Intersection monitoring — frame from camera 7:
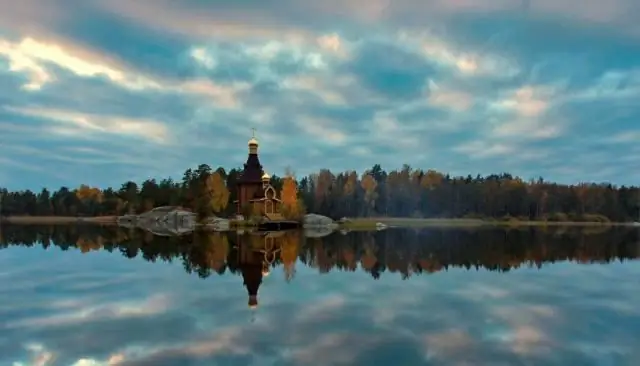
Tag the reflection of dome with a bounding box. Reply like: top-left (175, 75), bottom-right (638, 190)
top-left (249, 295), bottom-right (258, 308)
top-left (262, 269), bottom-right (271, 277)
top-left (248, 137), bottom-right (258, 146)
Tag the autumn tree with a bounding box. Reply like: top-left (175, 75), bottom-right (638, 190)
top-left (75, 184), bottom-right (103, 216)
top-left (76, 185), bottom-right (102, 202)
top-left (281, 170), bottom-right (304, 220)
top-left (205, 172), bottom-right (230, 214)
top-left (361, 174), bottom-right (378, 216)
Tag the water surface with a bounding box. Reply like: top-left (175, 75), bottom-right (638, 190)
top-left (1, 225), bottom-right (639, 366)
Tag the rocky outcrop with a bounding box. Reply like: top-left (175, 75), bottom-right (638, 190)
top-left (303, 214), bottom-right (338, 229)
top-left (118, 206), bottom-right (196, 235)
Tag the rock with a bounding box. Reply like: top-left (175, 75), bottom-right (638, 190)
top-left (304, 226), bottom-right (335, 238)
top-left (146, 224), bottom-right (194, 236)
top-left (303, 214), bottom-right (336, 228)
top-left (120, 206), bottom-right (197, 234)
top-left (203, 217), bottom-right (231, 231)
top-left (117, 215), bottom-right (138, 228)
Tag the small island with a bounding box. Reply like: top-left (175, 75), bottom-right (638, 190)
top-left (1, 132), bottom-right (639, 230)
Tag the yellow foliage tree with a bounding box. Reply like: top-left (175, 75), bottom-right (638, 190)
top-left (420, 170), bottom-right (443, 190)
top-left (204, 172), bottom-right (230, 214)
top-left (76, 184), bottom-right (103, 202)
top-left (281, 174), bottom-right (304, 219)
top-left (360, 174), bottom-right (378, 214)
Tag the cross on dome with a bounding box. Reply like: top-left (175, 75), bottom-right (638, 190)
top-left (248, 127), bottom-right (258, 146)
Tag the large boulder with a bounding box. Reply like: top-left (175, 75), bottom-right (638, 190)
top-left (303, 214), bottom-right (337, 228)
top-left (137, 208), bottom-right (196, 232)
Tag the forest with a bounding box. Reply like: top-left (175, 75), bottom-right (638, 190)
top-left (1, 225), bottom-right (638, 281)
top-left (1, 164), bottom-right (639, 222)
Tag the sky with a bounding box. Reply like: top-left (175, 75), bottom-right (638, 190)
top-left (0, 0), bottom-right (639, 191)
top-left (2, 242), bottom-right (640, 365)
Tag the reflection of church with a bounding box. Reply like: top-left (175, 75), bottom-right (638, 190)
top-left (235, 232), bottom-right (285, 309)
top-left (234, 132), bottom-right (283, 221)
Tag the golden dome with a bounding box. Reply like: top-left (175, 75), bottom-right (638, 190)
top-left (248, 137), bottom-right (258, 146)
top-left (262, 172), bottom-right (270, 180)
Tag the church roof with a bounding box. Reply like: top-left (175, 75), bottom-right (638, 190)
top-left (238, 154), bottom-right (264, 183)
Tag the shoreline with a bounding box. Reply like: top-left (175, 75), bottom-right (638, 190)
top-left (0, 216), bottom-right (635, 228)
top-left (339, 217), bottom-right (635, 229)
top-left (1, 216), bottom-right (118, 225)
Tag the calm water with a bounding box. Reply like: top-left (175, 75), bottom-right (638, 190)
top-left (1, 226), bottom-right (639, 366)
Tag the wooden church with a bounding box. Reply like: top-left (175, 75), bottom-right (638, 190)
top-left (233, 131), bottom-right (290, 226)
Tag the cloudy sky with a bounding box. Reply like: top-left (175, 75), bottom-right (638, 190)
top-left (1, 0), bottom-right (639, 191)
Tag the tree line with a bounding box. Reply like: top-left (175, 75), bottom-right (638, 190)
top-left (1, 164), bottom-right (639, 221)
top-left (1, 225), bottom-right (638, 280)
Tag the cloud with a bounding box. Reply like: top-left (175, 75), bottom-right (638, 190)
top-left (0, 0), bottom-right (639, 190)
top-left (4, 105), bottom-right (170, 144)
top-left (345, 40), bottom-right (434, 100)
top-left (0, 37), bottom-right (163, 91)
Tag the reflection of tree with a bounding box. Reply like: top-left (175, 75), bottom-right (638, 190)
top-left (76, 237), bottom-right (102, 253)
top-left (1, 226), bottom-right (639, 281)
top-left (281, 233), bottom-right (300, 282)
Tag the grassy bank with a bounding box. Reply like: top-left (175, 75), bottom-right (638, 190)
top-left (1, 216), bottom-right (118, 225)
top-left (340, 217), bottom-right (632, 229)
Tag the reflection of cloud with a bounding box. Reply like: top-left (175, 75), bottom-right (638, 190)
top-left (287, 333), bottom-right (381, 365)
top-left (423, 329), bottom-right (475, 358)
top-left (453, 283), bottom-right (509, 301)
top-left (118, 327), bottom-right (252, 364)
top-left (5, 293), bottom-right (172, 329)
top-left (294, 294), bottom-right (347, 322)
top-left (507, 326), bottom-right (552, 355)
top-left (491, 304), bottom-right (557, 326)
top-left (2, 243), bottom-right (640, 365)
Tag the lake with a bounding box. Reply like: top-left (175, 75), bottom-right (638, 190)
top-left (1, 225), bottom-right (639, 366)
